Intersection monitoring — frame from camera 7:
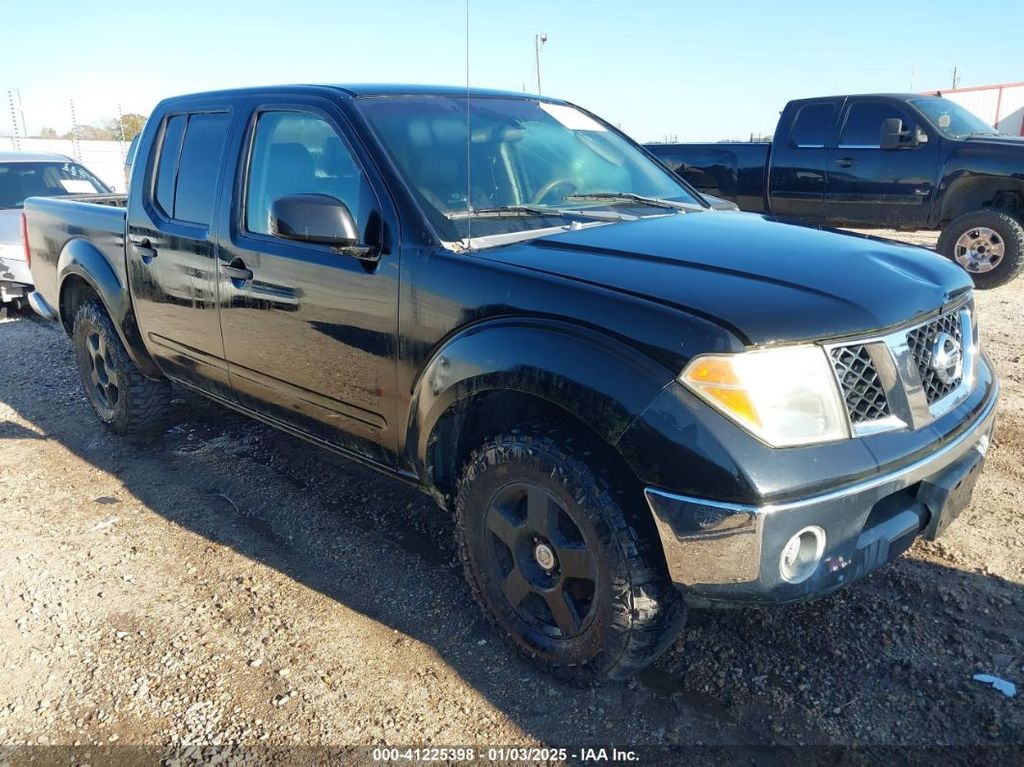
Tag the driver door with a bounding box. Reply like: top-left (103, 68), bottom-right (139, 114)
top-left (217, 99), bottom-right (401, 465)
top-left (825, 100), bottom-right (939, 228)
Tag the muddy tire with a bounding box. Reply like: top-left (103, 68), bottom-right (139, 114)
top-left (455, 428), bottom-right (685, 681)
top-left (938, 209), bottom-right (1024, 289)
top-left (72, 300), bottom-right (170, 437)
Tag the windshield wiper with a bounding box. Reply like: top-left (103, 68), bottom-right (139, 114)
top-left (564, 192), bottom-right (705, 212)
top-left (446, 205), bottom-right (630, 222)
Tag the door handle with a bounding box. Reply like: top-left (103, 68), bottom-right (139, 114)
top-left (220, 261), bottom-right (254, 283)
top-left (131, 237), bottom-right (158, 261)
top-left (833, 157), bottom-right (857, 168)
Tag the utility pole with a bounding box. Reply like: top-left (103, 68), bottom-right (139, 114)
top-left (535, 33), bottom-right (547, 94)
top-left (951, 66), bottom-right (961, 90)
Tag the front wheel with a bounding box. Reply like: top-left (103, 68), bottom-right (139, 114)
top-left (938, 209), bottom-right (1024, 289)
top-left (455, 429), bottom-right (685, 681)
top-left (72, 300), bottom-right (171, 437)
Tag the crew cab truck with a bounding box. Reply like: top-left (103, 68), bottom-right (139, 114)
top-left (646, 93), bottom-right (1024, 288)
top-left (25, 85), bottom-right (999, 680)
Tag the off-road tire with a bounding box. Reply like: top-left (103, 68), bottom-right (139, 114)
top-left (72, 300), bottom-right (170, 437)
top-left (938, 209), bottom-right (1024, 289)
top-left (455, 428), bottom-right (686, 681)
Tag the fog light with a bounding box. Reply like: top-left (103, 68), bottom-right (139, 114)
top-left (779, 526), bottom-right (826, 584)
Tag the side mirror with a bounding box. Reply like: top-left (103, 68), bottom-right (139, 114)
top-left (269, 194), bottom-right (379, 261)
top-left (880, 118), bottom-right (903, 150)
top-left (270, 194), bottom-right (359, 245)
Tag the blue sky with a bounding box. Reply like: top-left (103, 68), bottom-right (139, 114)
top-left (3, 0), bottom-right (1022, 141)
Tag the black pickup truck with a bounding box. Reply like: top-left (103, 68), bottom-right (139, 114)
top-left (647, 93), bottom-right (1024, 288)
top-left (24, 85), bottom-right (999, 680)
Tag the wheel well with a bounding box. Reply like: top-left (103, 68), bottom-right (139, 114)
top-left (426, 390), bottom-right (666, 566)
top-left (58, 275), bottom-right (101, 335)
top-left (942, 178), bottom-right (1024, 225)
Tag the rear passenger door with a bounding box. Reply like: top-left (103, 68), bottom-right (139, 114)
top-left (216, 97), bottom-right (401, 465)
top-left (767, 100), bottom-right (838, 220)
top-left (824, 100), bottom-right (938, 227)
top-left (126, 105), bottom-right (235, 397)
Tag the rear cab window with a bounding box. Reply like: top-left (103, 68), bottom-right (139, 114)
top-left (152, 111), bottom-right (231, 225)
top-left (789, 102), bottom-right (835, 148)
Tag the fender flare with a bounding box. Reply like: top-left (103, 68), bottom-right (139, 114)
top-left (406, 317), bottom-right (675, 478)
top-left (57, 238), bottom-right (164, 380)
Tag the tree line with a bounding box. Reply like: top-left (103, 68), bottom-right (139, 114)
top-left (36, 114), bottom-right (147, 142)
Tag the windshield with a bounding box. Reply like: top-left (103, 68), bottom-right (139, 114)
top-left (0, 161), bottom-right (109, 209)
top-left (911, 97), bottom-right (1001, 139)
top-left (356, 95), bottom-right (701, 244)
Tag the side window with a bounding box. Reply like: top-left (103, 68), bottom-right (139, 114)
top-left (790, 103), bottom-right (834, 148)
top-left (154, 115), bottom-right (185, 216)
top-left (245, 111), bottom-right (367, 237)
top-left (152, 112), bottom-right (230, 224)
top-left (840, 102), bottom-right (913, 147)
top-left (174, 113), bottom-right (231, 225)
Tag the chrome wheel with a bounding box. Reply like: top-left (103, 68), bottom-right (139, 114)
top-left (954, 227), bottom-right (1005, 274)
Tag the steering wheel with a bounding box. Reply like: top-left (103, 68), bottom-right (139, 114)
top-left (530, 178), bottom-right (578, 205)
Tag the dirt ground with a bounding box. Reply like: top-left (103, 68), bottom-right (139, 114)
top-left (0, 230), bottom-right (1021, 753)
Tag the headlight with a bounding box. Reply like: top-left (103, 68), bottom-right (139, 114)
top-left (680, 346), bottom-right (849, 447)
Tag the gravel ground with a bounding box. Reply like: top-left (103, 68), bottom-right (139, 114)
top-left (0, 230), bottom-right (1021, 752)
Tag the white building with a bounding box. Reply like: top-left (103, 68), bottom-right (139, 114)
top-left (927, 80), bottom-right (1024, 137)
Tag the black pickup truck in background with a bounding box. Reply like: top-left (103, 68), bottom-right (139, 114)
top-left (647, 94), bottom-right (1024, 288)
top-left (23, 85), bottom-right (999, 680)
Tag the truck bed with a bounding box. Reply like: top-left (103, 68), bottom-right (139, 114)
top-left (23, 194), bottom-right (128, 322)
top-left (646, 143), bottom-right (770, 213)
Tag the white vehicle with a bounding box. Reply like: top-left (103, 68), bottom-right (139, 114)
top-left (0, 151), bottom-right (110, 306)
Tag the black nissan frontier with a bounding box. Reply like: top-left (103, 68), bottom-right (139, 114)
top-left (23, 85), bottom-right (999, 680)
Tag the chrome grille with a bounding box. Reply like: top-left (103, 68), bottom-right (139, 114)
top-left (906, 311), bottom-right (964, 404)
top-left (825, 302), bottom-right (974, 436)
top-left (829, 345), bottom-right (891, 424)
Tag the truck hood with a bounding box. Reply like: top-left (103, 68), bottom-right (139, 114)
top-left (963, 135), bottom-right (1024, 149)
top-left (477, 212), bottom-right (971, 346)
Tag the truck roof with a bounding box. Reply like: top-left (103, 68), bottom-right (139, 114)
top-left (788, 93), bottom-right (940, 104)
top-left (157, 83), bottom-right (561, 104)
top-left (0, 150), bottom-right (75, 163)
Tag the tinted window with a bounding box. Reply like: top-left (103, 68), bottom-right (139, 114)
top-left (246, 111), bottom-right (367, 236)
top-left (790, 103), bottom-right (834, 147)
top-left (154, 115), bottom-right (185, 216)
top-left (174, 113), bottom-right (231, 225)
top-left (840, 102), bottom-right (911, 147)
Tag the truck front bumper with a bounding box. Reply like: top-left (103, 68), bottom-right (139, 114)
top-left (644, 380), bottom-right (999, 606)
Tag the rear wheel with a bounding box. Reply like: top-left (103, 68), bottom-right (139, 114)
top-left (72, 300), bottom-right (170, 436)
top-left (938, 209), bottom-right (1024, 289)
top-left (455, 428), bottom-right (685, 681)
